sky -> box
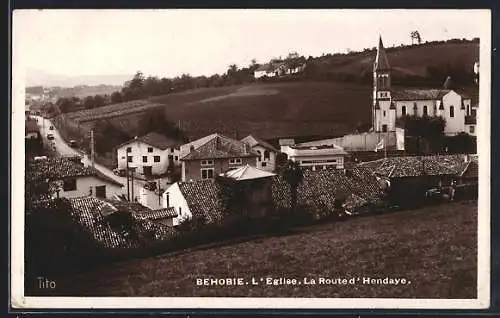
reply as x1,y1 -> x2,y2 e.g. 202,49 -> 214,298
13,9 -> 487,80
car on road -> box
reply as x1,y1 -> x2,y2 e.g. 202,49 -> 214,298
69,140 -> 78,148
112,168 -> 126,177
46,134 -> 55,140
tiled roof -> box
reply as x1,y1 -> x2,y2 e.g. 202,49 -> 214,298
68,196 -> 177,249
181,133 -> 259,160
27,157 -> 123,187
241,135 -> 279,152
135,207 -> 178,220
271,167 -> 386,215
178,179 -> 229,225
392,89 -> 450,101
222,164 -> 276,181
357,155 -> 470,178
118,132 -> 181,150
25,120 -> 39,134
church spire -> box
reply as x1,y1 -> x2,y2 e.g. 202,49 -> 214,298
374,35 -> 391,71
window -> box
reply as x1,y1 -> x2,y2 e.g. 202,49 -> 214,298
127,156 -> 133,163
469,125 -> 475,134
171,148 -> 175,153
467,105 -> 471,116
143,156 -> 148,163
383,110 -> 386,117
257,150 -> 261,161
95,185 -> 106,198
261,162 -> 267,167
126,147 -> 132,153
201,160 -> 214,166
264,150 -> 270,160
147,147 -> 153,153
423,105 -> 428,116
450,106 -> 455,118
154,156 -> 160,162
179,207 -> 182,216
229,158 -> 242,165
201,168 -> 214,179
382,124 -> 388,132
402,105 -> 406,116
63,178 -> 77,191
174,156 -> 178,161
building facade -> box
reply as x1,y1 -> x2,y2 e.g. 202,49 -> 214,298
116,132 -> 182,177
280,139 -> 348,170
180,133 -> 259,182
241,135 -> 279,172
372,36 -> 477,136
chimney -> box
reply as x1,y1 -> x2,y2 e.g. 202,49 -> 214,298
216,136 -> 221,150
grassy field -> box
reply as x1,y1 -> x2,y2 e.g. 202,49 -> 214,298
42,200 -> 477,298
70,81 -> 372,141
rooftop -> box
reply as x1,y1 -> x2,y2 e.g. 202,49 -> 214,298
27,157 -> 123,187
181,133 -> 259,161
222,164 -> 276,181
241,134 -> 279,152
118,132 -> 182,150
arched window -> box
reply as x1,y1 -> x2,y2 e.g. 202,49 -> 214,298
450,106 -> 455,118
257,150 -> 261,162
423,105 -> 428,116
264,150 -> 270,160
401,105 -> 406,116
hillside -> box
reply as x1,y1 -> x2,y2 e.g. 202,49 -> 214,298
42,201 -> 477,298
313,40 -> 479,81
62,40 -> 478,142
67,81 -> 372,141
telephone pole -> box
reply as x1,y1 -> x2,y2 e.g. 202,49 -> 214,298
126,154 -> 130,201
90,129 -> 95,170
131,169 -> 135,201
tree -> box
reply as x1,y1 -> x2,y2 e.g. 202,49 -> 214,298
279,160 -> 304,215
93,95 -> 105,108
410,31 -> 422,45
137,107 -> 186,141
83,96 -> 95,109
110,91 -> 123,103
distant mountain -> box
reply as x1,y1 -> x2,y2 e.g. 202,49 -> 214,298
26,68 -> 132,87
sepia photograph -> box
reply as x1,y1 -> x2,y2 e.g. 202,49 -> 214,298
11,9 -> 490,309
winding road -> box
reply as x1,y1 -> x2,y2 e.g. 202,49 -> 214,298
34,115 -> 163,208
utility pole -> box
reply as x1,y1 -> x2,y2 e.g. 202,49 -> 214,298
158,179 -> 161,205
131,169 -> 135,201
90,129 -> 95,170
126,152 -> 130,201
384,136 -> 387,159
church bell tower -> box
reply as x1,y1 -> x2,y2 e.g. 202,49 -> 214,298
372,36 -> 395,132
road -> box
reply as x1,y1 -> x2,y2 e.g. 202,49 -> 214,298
34,115 -> 164,208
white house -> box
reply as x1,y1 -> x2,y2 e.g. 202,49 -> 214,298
28,157 -> 124,199
241,134 -> 279,172
279,139 -> 349,170
162,178 -> 227,226
116,132 -> 182,177
372,36 -> 477,136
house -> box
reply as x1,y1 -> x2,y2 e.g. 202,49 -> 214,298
372,36 -> 478,136
179,133 -> 259,182
116,132 -> 182,177
27,156 -> 123,199
162,179 -> 229,227
66,196 -> 176,249
279,139 -> 349,170
253,62 -> 302,79
357,155 -> 464,206
271,166 -> 387,218
25,119 -> 39,140
220,165 -> 276,219
241,134 -> 279,171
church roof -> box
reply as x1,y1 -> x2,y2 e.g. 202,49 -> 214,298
392,89 -> 451,101
374,36 -> 391,71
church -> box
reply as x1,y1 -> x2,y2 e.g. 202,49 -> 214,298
372,36 -> 478,136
